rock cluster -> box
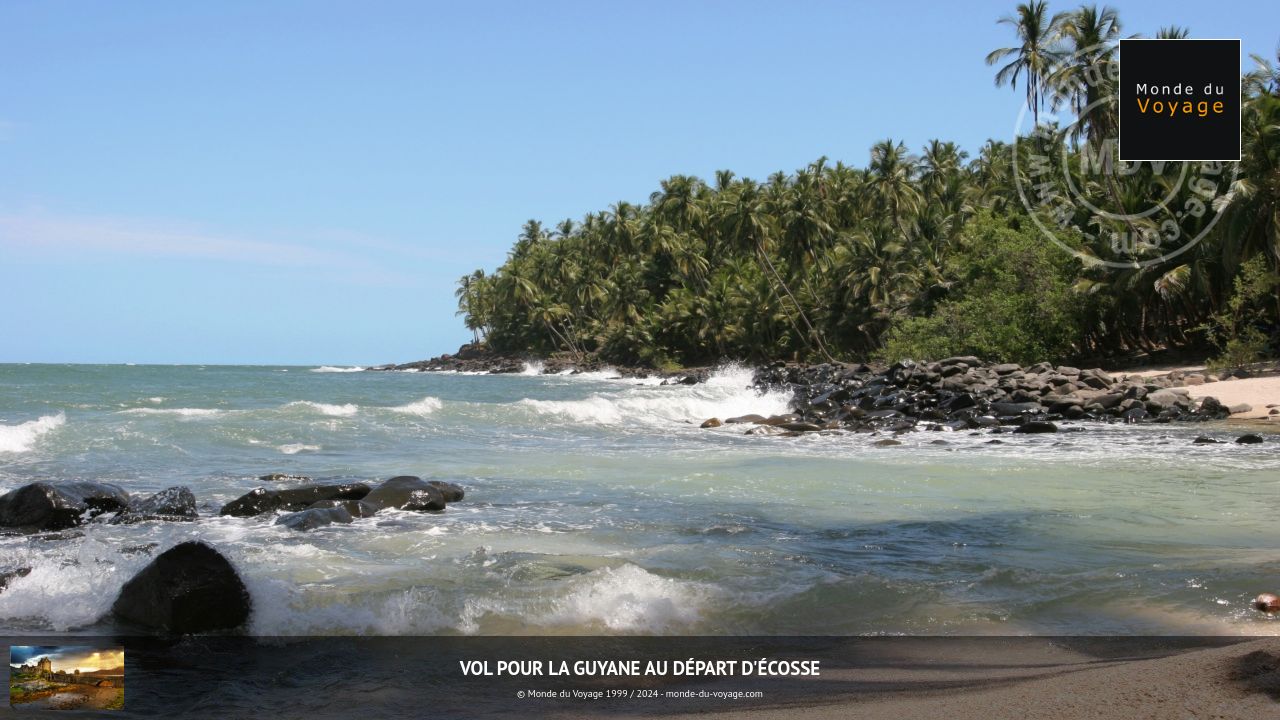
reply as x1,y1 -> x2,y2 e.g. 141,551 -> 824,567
370,343 -> 708,384
0,476 -> 467,534
248,476 -> 467,531
0,481 -> 131,532
730,358 -> 1252,437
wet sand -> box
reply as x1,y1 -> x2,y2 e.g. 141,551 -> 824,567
641,637 -> 1280,720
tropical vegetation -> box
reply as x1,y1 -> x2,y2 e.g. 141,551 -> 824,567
456,4 -> 1279,369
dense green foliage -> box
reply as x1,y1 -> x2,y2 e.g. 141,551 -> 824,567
457,4 -> 1280,367
878,213 -> 1089,365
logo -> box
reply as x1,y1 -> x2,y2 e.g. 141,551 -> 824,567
1119,39 -> 1241,161
1013,40 -> 1240,269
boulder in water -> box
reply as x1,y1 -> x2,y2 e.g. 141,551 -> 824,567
1237,434 -> 1265,445
700,417 -> 722,428
112,486 -> 198,524
362,476 -> 446,512
0,481 -> 131,531
219,483 -> 371,517
275,505 -> 354,531
426,480 -> 465,503
1255,593 -> 1280,612
111,541 -> 251,634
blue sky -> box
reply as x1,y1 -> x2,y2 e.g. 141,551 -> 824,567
1,1 -> 1275,365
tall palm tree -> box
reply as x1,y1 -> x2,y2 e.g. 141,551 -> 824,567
987,1 -> 1065,125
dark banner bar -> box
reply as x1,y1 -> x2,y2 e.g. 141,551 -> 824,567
4,636 -> 1274,718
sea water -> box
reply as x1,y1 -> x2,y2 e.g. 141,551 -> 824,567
1,363 -> 1278,636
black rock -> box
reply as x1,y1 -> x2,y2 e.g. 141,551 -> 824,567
0,481 -> 131,532
275,505 -> 354,531
426,480 -> 465,503
0,566 -> 31,591
112,486 -> 198,524
111,541 -> 251,634
1192,435 -> 1221,444
362,476 -> 446,512
1237,434 -> 1265,445
872,438 -> 903,446
1199,397 -> 1229,418
1013,421 -> 1059,434
941,393 -> 977,412
724,414 -> 767,424
1121,407 -> 1149,423
219,483 -> 371,517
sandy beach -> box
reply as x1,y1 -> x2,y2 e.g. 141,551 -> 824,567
645,638 -> 1280,720
1117,366 -> 1280,422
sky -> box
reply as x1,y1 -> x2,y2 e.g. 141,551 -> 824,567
9,645 -> 124,673
1,0 -> 1276,365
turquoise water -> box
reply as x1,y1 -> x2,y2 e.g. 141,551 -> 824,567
1,363 -> 1278,636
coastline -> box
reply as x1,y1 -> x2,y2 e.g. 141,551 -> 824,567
376,345 -> 1280,435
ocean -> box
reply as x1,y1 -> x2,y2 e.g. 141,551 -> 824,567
1,363 -> 1277,636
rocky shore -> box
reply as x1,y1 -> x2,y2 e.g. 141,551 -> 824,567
369,343 -> 712,384
718,357 -> 1264,440
0,474 -> 468,634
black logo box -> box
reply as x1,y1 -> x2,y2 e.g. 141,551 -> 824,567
1119,39 -> 1241,162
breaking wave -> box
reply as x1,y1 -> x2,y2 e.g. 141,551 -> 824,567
387,396 -> 443,417
284,401 -> 359,417
533,564 -> 711,632
0,413 -> 66,453
516,365 -> 788,426
310,366 -> 365,373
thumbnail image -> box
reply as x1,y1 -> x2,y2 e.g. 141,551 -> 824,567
9,646 -> 124,711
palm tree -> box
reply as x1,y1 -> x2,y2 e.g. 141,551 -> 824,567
1047,5 -> 1121,144
987,1 -> 1065,125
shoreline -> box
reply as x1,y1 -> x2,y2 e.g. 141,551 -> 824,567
377,346 -> 1280,437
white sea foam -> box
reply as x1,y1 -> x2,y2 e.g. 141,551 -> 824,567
311,366 -> 365,373
516,364 -> 788,426
147,396 -> 166,403
0,413 -> 66,453
0,537 -> 150,631
536,564 -> 710,632
388,396 -> 443,416
119,407 -> 223,417
520,360 -> 545,376
285,401 -> 359,416
278,443 -> 321,454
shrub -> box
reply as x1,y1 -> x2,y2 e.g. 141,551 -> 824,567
878,213 -> 1089,364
